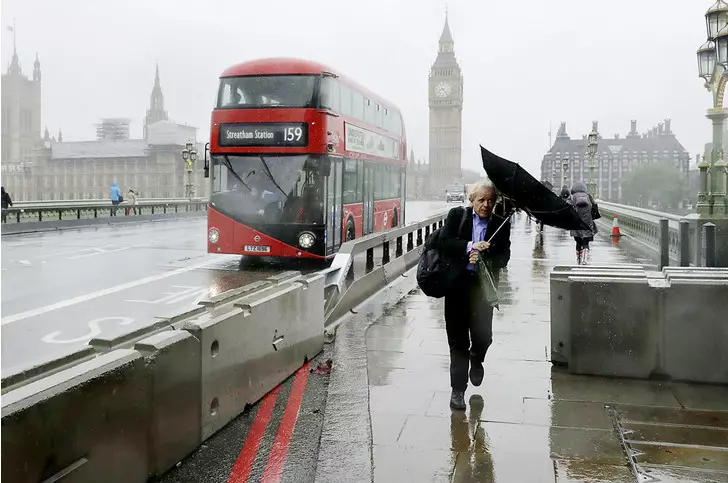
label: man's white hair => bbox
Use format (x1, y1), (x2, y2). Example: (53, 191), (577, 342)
(467, 179), (496, 202)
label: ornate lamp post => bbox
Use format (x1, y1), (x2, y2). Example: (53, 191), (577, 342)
(587, 126), (598, 198)
(562, 157), (569, 191)
(696, 0), (728, 215)
(181, 140), (198, 199)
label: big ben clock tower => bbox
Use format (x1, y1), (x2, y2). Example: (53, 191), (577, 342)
(428, 13), (463, 197)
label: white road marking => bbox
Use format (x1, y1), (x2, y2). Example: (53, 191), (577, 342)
(66, 246), (130, 260)
(42, 316), (135, 344)
(125, 285), (207, 305)
(1, 257), (223, 326)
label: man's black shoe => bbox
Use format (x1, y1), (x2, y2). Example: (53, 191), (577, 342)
(469, 361), (484, 386)
(450, 390), (466, 410)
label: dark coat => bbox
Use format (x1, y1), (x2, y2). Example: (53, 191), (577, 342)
(437, 206), (512, 277)
(1, 187), (12, 209)
(568, 181), (597, 239)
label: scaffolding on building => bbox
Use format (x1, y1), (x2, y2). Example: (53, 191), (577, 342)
(96, 118), (131, 140)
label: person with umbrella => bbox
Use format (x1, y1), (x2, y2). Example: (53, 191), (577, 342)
(435, 180), (512, 410)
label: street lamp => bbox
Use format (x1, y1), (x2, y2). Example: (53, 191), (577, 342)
(696, 0), (728, 215)
(562, 157), (569, 190)
(181, 140), (198, 199)
(587, 127), (598, 198)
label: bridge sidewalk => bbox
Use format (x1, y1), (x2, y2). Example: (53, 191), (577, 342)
(316, 215), (728, 483)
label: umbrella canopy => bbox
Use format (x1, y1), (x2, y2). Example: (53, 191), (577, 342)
(480, 145), (590, 231)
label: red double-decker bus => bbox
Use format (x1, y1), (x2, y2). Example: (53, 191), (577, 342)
(206, 58), (407, 260)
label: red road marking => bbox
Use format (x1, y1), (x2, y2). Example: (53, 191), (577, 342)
(227, 386), (281, 483)
(260, 363), (311, 483)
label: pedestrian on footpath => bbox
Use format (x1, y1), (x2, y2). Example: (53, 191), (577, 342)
(436, 180), (512, 410)
(127, 188), (138, 215)
(567, 181), (597, 265)
(1, 186), (13, 223)
(110, 181), (122, 216)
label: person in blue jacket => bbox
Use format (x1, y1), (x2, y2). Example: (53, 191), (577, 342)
(110, 181), (122, 216)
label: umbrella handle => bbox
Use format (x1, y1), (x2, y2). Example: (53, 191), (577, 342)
(485, 208), (516, 244)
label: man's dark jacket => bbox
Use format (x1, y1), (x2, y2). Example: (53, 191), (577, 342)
(436, 206), (511, 280)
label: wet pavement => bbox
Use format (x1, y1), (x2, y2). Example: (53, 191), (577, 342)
(1, 201), (450, 379)
(321, 213), (728, 482)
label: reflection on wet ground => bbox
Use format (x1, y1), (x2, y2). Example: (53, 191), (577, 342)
(364, 214), (728, 482)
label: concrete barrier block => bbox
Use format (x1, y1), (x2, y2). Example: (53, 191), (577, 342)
(184, 276), (324, 441)
(1, 345), (96, 393)
(1, 350), (151, 483)
(568, 277), (660, 378)
(135, 330), (202, 476)
(662, 280), (728, 384)
(549, 266), (647, 366)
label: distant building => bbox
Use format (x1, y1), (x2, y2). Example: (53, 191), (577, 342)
(1, 62), (208, 201)
(540, 119), (690, 202)
(1, 42), (42, 200)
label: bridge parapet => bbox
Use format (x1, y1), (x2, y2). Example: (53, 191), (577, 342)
(596, 201), (725, 267)
(597, 201), (683, 262)
(1, 199), (208, 234)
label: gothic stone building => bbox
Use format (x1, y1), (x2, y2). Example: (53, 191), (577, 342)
(1, 46), (42, 199)
(540, 120), (690, 202)
(1, 59), (207, 201)
(428, 14), (464, 197)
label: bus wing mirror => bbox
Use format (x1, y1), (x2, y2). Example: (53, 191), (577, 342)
(203, 142), (210, 178)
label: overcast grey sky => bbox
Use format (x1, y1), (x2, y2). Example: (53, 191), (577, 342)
(0, 0), (709, 175)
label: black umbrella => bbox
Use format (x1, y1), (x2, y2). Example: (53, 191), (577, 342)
(480, 145), (590, 231)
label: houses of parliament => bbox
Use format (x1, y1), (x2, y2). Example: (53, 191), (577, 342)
(1, 45), (207, 201)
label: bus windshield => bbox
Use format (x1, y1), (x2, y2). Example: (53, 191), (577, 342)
(217, 75), (317, 109)
(210, 154), (326, 225)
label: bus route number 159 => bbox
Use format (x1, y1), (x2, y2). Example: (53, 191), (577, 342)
(284, 126), (303, 142)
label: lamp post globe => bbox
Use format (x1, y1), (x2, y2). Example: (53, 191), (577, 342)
(706, 0), (728, 41)
(698, 41), (717, 81)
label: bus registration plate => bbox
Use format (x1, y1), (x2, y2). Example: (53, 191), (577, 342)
(244, 245), (270, 253)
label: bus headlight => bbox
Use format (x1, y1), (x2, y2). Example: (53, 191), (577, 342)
(208, 228), (220, 244)
(298, 232), (315, 249)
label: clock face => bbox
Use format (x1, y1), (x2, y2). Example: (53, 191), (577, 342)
(435, 81), (452, 98)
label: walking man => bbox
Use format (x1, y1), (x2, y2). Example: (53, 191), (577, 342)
(436, 180), (512, 410)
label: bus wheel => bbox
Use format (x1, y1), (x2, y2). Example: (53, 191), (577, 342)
(391, 208), (398, 228)
(345, 219), (355, 241)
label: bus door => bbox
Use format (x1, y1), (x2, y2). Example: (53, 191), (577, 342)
(363, 163), (375, 235)
(325, 158), (343, 255)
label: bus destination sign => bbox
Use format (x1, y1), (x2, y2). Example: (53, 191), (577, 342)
(219, 123), (308, 147)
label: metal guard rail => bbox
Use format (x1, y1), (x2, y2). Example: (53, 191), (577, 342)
(323, 210), (449, 327)
(596, 201), (682, 261)
(11, 197), (208, 209)
(1, 199), (209, 224)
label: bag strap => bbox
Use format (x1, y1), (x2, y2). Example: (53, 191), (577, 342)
(457, 207), (469, 238)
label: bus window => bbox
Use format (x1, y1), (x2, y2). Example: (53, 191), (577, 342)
(392, 165), (401, 198)
(209, 154), (325, 225)
(343, 158), (357, 204)
(374, 164), (384, 200)
(320, 76), (339, 111)
(351, 90), (364, 121)
(339, 83), (352, 117)
(217, 75), (316, 109)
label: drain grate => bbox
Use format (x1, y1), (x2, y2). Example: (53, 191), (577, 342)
(607, 405), (659, 483)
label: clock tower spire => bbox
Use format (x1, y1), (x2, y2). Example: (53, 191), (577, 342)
(428, 11), (463, 197)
